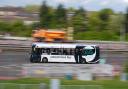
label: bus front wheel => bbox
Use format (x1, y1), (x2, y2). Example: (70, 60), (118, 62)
(42, 57), (48, 63)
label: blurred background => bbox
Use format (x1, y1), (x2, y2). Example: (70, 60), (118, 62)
(0, 0), (128, 89)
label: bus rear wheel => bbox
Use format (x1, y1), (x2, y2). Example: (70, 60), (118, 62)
(81, 58), (86, 64)
(42, 58), (48, 63)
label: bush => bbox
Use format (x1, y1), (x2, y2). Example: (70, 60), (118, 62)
(0, 21), (32, 37)
(74, 30), (119, 41)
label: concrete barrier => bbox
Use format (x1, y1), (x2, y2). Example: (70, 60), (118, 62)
(22, 64), (114, 79)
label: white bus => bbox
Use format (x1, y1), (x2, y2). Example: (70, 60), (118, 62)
(30, 43), (100, 64)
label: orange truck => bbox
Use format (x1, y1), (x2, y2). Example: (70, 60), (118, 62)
(32, 29), (67, 42)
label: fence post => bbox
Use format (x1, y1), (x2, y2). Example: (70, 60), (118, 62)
(50, 79), (60, 89)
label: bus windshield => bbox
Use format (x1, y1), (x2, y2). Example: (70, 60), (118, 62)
(32, 47), (42, 55)
(82, 49), (95, 56)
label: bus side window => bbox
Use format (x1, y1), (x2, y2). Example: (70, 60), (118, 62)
(49, 48), (53, 55)
(67, 49), (70, 55)
(63, 49), (68, 55)
(46, 48), (50, 55)
(51, 48), (59, 55)
(58, 49), (62, 55)
(70, 49), (74, 55)
(51, 49), (54, 55)
(42, 48), (47, 55)
(42, 48), (44, 53)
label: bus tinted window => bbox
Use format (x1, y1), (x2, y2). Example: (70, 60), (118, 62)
(32, 48), (42, 55)
(51, 48), (59, 55)
(82, 49), (95, 55)
(41, 48), (75, 55)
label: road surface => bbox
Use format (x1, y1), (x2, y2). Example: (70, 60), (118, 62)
(0, 51), (30, 66)
(0, 50), (127, 79)
(0, 50), (127, 66)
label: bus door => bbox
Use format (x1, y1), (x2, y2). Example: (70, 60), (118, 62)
(30, 45), (42, 62)
(74, 46), (85, 63)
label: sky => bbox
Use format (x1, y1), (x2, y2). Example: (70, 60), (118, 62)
(0, 0), (128, 12)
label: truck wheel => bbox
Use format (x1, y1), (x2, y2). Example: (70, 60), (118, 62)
(42, 58), (48, 63)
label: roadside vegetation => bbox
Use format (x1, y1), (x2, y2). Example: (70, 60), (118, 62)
(0, 1), (128, 41)
(0, 21), (32, 37)
(0, 78), (128, 89)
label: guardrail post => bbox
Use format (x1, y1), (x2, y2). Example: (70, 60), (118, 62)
(50, 79), (60, 89)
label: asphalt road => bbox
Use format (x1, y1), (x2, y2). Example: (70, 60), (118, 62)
(0, 51), (30, 66)
(0, 39), (127, 66)
(0, 50), (127, 66)
(0, 39), (128, 79)
(0, 50), (127, 79)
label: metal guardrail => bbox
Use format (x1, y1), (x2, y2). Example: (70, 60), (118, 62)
(0, 44), (31, 50)
(0, 35), (128, 44)
(75, 40), (128, 44)
(0, 35), (32, 41)
(0, 37), (128, 50)
(0, 44), (30, 48)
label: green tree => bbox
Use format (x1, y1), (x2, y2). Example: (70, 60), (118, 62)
(54, 4), (67, 28)
(48, 7), (57, 28)
(10, 20), (32, 37)
(39, 1), (51, 28)
(24, 5), (40, 12)
(99, 8), (114, 30)
(0, 20), (32, 37)
(11, 20), (25, 32)
(108, 13), (124, 37)
(124, 7), (128, 33)
(88, 12), (101, 31)
(72, 7), (88, 34)
(0, 22), (11, 33)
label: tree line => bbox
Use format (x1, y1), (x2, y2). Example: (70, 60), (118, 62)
(0, 1), (128, 41)
(39, 1), (128, 41)
(0, 20), (32, 37)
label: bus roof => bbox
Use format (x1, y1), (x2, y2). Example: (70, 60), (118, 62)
(32, 43), (97, 48)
